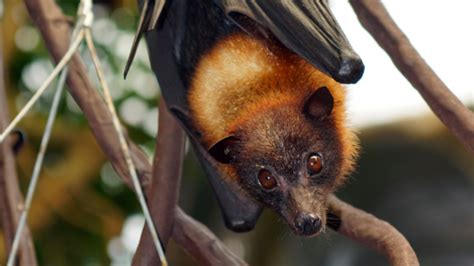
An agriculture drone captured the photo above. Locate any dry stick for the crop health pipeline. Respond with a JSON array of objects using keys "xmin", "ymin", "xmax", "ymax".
[
  {"xmin": 0, "ymin": 30, "xmax": 85, "ymax": 143},
  {"xmin": 6, "ymin": 52, "xmax": 68, "ymax": 266},
  {"xmin": 84, "ymin": 27, "xmax": 167, "ymax": 266},
  {"xmin": 349, "ymin": 0, "xmax": 474, "ymax": 153},
  {"xmin": 23, "ymin": 0, "xmax": 153, "ymax": 190},
  {"xmin": 23, "ymin": 0, "xmax": 244, "ymax": 264},
  {"xmin": 7, "ymin": 25, "xmax": 84, "ymax": 266},
  {"xmin": 328, "ymin": 195, "xmax": 419, "ymax": 266},
  {"xmin": 132, "ymin": 99, "xmax": 186, "ymax": 265},
  {"xmin": 0, "ymin": 27, "xmax": 37, "ymax": 266},
  {"xmin": 173, "ymin": 208, "xmax": 247, "ymax": 266}
]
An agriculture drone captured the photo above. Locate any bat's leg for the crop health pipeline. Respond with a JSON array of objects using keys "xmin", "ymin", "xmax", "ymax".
[{"xmin": 10, "ymin": 129, "xmax": 26, "ymax": 154}]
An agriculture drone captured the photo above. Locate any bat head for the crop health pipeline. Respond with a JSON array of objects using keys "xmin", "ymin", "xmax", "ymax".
[{"xmin": 208, "ymin": 87, "xmax": 358, "ymax": 236}]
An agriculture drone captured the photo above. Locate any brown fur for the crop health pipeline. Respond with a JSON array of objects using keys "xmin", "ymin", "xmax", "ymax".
[{"xmin": 188, "ymin": 32, "xmax": 358, "ymax": 185}]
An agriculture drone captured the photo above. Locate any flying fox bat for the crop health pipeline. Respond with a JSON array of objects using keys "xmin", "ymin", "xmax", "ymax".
[{"xmin": 126, "ymin": 0, "xmax": 364, "ymax": 233}]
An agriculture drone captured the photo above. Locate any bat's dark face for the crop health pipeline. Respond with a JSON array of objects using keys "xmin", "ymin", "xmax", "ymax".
[{"xmin": 209, "ymin": 87, "xmax": 357, "ymax": 236}]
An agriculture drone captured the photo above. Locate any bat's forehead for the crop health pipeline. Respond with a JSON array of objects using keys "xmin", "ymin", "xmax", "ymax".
[{"xmin": 240, "ymin": 106, "xmax": 335, "ymax": 175}]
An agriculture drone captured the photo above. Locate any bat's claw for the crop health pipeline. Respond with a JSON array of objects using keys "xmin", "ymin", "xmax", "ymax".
[{"xmin": 10, "ymin": 129, "xmax": 26, "ymax": 154}]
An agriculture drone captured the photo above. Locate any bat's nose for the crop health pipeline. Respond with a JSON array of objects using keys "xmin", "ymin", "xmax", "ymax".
[
  {"xmin": 295, "ymin": 213, "xmax": 322, "ymax": 236},
  {"xmin": 336, "ymin": 56, "xmax": 365, "ymax": 84}
]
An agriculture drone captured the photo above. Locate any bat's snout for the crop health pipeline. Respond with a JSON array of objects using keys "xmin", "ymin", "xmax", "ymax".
[{"xmin": 294, "ymin": 213, "xmax": 322, "ymax": 237}]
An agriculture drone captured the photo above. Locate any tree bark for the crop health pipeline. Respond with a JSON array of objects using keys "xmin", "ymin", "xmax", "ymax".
[
  {"xmin": 132, "ymin": 99, "xmax": 185, "ymax": 265},
  {"xmin": 350, "ymin": 0, "xmax": 474, "ymax": 153}
]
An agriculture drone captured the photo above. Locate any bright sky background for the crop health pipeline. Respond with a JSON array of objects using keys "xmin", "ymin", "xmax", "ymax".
[{"xmin": 330, "ymin": 1, "xmax": 474, "ymax": 128}]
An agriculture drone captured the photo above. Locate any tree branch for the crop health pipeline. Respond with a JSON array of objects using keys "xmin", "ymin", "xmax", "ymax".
[
  {"xmin": 0, "ymin": 36, "xmax": 37, "ymax": 266},
  {"xmin": 350, "ymin": 0, "xmax": 474, "ymax": 153},
  {"xmin": 23, "ymin": 0, "xmax": 242, "ymax": 264},
  {"xmin": 172, "ymin": 208, "xmax": 247, "ymax": 266},
  {"xmin": 132, "ymin": 99, "xmax": 186, "ymax": 265},
  {"xmin": 23, "ymin": 0, "xmax": 152, "ymax": 190},
  {"xmin": 329, "ymin": 195, "xmax": 419, "ymax": 266}
]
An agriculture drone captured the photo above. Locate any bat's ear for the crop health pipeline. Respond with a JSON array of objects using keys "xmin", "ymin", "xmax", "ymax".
[
  {"xmin": 303, "ymin": 87, "xmax": 334, "ymax": 120},
  {"xmin": 208, "ymin": 136, "xmax": 239, "ymax": 164}
]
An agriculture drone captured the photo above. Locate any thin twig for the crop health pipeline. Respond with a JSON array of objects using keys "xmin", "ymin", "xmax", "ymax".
[
  {"xmin": 0, "ymin": 14, "xmax": 37, "ymax": 266},
  {"xmin": 84, "ymin": 26, "xmax": 168, "ymax": 265},
  {"xmin": 350, "ymin": 0, "xmax": 474, "ymax": 153},
  {"xmin": 0, "ymin": 30, "xmax": 84, "ymax": 143},
  {"xmin": 6, "ymin": 54, "xmax": 67, "ymax": 266},
  {"xmin": 24, "ymin": 0, "xmax": 153, "ymax": 191},
  {"xmin": 133, "ymin": 99, "xmax": 186, "ymax": 265},
  {"xmin": 329, "ymin": 195, "xmax": 419, "ymax": 266},
  {"xmin": 4, "ymin": 20, "xmax": 83, "ymax": 266}
]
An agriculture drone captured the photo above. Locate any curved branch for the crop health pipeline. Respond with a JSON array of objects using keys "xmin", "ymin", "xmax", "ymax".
[
  {"xmin": 172, "ymin": 208, "xmax": 246, "ymax": 266},
  {"xmin": 329, "ymin": 195, "xmax": 419, "ymax": 266},
  {"xmin": 350, "ymin": 0, "xmax": 474, "ymax": 153}
]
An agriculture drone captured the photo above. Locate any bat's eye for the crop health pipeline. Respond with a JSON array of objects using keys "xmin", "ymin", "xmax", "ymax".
[
  {"xmin": 258, "ymin": 169, "xmax": 278, "ymax": 190},
  {"xmin": 307, "ymin": 154, "xmax": 323, "ymax": 175}
]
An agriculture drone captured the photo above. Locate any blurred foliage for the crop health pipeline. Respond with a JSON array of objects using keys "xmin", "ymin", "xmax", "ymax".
[{"xmin": 1, "ymin": 0, "xmax": 473, "ymax": 265}]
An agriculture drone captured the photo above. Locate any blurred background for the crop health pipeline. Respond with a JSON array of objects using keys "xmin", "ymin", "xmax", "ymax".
[{"xmin": 0, "ymin": 0, "xmax": 473, "ymax": 265}]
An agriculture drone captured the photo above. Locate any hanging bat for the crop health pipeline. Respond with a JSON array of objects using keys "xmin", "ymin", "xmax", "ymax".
[{"xmin": 126, "ymin": 0, "xmax": 364, "ymax": 234}]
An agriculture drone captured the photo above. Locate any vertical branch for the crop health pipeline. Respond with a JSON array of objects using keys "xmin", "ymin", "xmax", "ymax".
[
  {"xmin": 0, "ymin": 34, "xmax": 37, "ymax": 266},
  {"xmin": 329, "ymin": 195, "xmax": 419, "ymax": 266},
  {"xmin": 132, "ymin": 99, "xmax": 186, "ymax": 265},
  {"xmin": 350, "ymin": 0, "xmax": 474, "ymax": 153},
  {"xmin": 84, "ymin": 24, "xmax": 167, "ymax": 264}
]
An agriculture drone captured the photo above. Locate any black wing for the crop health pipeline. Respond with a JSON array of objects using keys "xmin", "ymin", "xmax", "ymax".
[
  {"xmin": 217, "ymin": 0, "xmax": 364, "ymax": 84},
  {"xmin": 124, "ymin": 0, "xmax": 165, "ymax": 78},
  {"xmin": 171, "ymin": 106, "xmax": 263, "ymax": 232}
]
